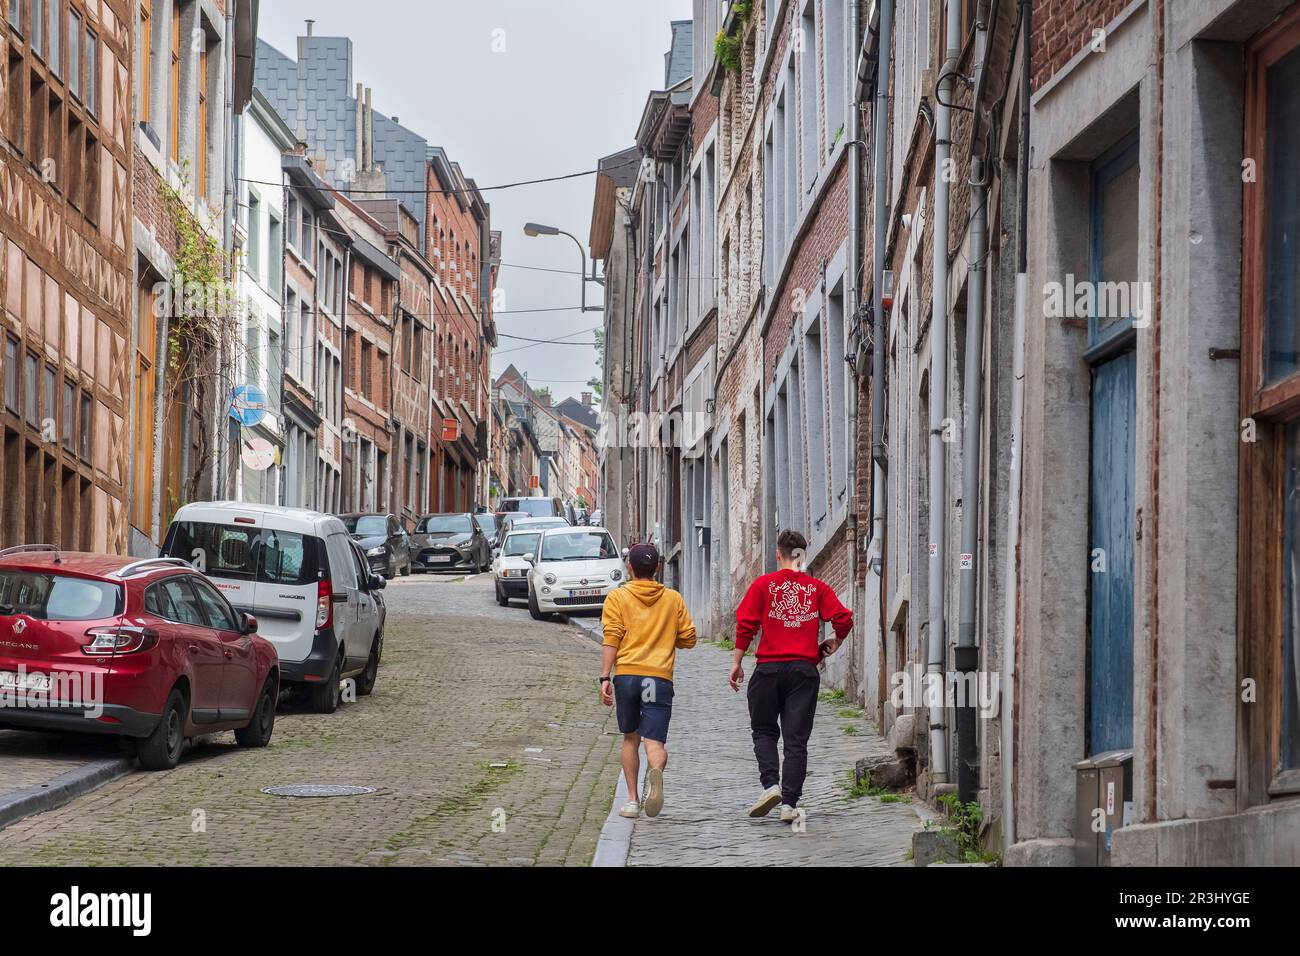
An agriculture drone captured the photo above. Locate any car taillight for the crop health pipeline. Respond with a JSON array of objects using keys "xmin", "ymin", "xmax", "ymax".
[
  {"xmin": 82, "ymin": 625, "xmax": 159, "ymax": 656},
  {"xmin": 316, "ymin": 579, "xmax": 332, "ymax": 629}
]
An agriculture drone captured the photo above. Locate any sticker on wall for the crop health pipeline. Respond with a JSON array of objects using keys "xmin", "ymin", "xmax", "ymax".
[
  {"xmin": 959, "ymin": 553, "xmax": 973, "ymax": 569},
  {"xmin": 242, "ymin": 437, "xmax": 276, "ymax": 472}
]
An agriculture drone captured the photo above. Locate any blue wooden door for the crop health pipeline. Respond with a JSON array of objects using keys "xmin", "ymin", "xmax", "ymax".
[{"xmin": 1088, "ymin": 349, "xmax": 1136, "ymax": 753}]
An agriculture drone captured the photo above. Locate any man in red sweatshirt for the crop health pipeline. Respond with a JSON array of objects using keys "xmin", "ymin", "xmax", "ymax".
[{"xmin": 729, "ymin": 529, "xmax": 854, "ymax": 821}]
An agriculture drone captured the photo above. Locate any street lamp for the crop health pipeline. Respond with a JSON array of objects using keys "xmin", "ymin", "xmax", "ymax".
[{"xmin": 523, "ymin": 222, "xmax": 603, "ymax": 312}]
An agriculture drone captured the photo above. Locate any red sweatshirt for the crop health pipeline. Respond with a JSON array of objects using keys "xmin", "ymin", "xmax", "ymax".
[{"xmin": 734, "ymin": 569, "xmax": 854, "ymax": 664}]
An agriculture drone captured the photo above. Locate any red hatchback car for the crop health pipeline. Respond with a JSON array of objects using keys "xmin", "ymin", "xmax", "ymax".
[{"xmin": 0, "ymin": 547, "xmax": 280, "ymax": 770}]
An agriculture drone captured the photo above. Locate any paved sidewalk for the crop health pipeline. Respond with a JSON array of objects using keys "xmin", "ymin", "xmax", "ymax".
[
  {"xmin": 597, "ymin": 639, "xmax": 922, "ymax": 866},
  {"xmin": 0, "ymin": 731, "xmax": 134, "ymax": 831}
]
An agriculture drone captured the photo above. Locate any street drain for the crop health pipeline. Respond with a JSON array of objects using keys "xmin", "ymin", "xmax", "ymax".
[{"xmin": 261, "ymin": 784, "xmax": 377, "ymax": 798}]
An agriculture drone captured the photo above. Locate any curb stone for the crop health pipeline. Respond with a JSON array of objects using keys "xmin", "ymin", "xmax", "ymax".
[{"xmin": 0, "ymin": 756, "xmax": 136, "ymax": 833}]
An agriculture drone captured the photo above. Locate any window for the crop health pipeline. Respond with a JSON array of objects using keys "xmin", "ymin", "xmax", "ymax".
[
  {"xmin": 31, "ymin": 0, "xmax": 43, "ymax": 60},
  {"xmin": 68, "ymin": 8, "xmax": 80, "ymax": 101},
  {"xmin": 824, "ymin": 0, "xmax": 847, "ymax": 148},
  {"xmin": 84, "ymin": 29, "xmax": 96, "ymax": 116},
  {"xmin": 78, "ymin": 389, "xmax": 90, "ymax": 460},
  {"xmin": 61, "ymin": 379, "xmax": 73, "ymax": 449},
  {"xmin": 168, "ymin": 0, "xmax": 178, "ymax": 160},
  {"xmin": 246, "ymin": 190, "xmax": 261, "ymax": 278},
  {"xmin": 23, "ymin": 352, "xmax": 37, "ymax": 425},
  {"xmin": 268, "ymin": 212, "xmax": 282, "ymax": 293},
  {"xmin": 7, "ymin": 0, "xmax": 20, "ymax": 32},
  {"xmin": 800, "ymin": 0, "xmax": 818, "ymax": 191},
  {"xmin": 196, "ymin": 39, "xmax": 207, "ymax": 187},
  {"xmin": 1242, "ymin": 7, "xmax": 1300, "ymax": 791},
  {"xmin": 47, "ymin": 0, "xmax": 58, "ymax": 76},
  {"xmin": 3, "ymin": 336, "xmax": 17, "ymax": 413},
  {"xmin": 188, "ymin": 576, "xmax": 238, "ymax": 631},
  {"xmin": 803, "ymin": 320, "xmax": 828, "ymax": 531},
  {"xmin": 826, "ymin": 280, "xmax": 848, "ymax": 501}
]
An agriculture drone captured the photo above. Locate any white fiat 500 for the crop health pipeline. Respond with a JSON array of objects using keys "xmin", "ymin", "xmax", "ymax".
[
  {"xmin": 493, "ymin": 529, "xmax": 544, "ymax": 606},
  {"xmin": 525, "ymin": 527, "xmax": 624, "ymax": 620}
]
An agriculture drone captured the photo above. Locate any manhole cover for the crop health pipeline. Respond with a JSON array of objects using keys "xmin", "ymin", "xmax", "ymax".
[{"xmin": 261, "ymin": 784, "xmax": 377, "ymax": 798}]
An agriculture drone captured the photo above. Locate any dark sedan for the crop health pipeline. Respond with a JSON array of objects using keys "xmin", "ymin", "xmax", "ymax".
[
  {"xmin": 411, "ymin": 513, "xmax": 492, "ymax": 573},
  {"xmin": 340, "ymin": 512, "xmax": 412, "ymax": 579}
]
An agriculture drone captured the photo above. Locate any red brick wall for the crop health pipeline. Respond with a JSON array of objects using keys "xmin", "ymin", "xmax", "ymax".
[{"xmin": 1031, "ymin": 0, "xmax": 1131, "ymax": 92}]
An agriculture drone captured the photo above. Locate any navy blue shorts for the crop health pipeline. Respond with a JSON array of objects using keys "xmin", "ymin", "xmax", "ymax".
[{"xmin": 613, "ymin": 675, "xmax": 674, "ymax": 743}]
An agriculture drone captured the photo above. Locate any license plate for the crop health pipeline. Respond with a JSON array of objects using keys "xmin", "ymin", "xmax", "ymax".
[
  {"xmin": 570, "ymin": 588, "xmax": 601, "ymax": 598},
  {"xmin": 0, "ymin": 671, "xmax": 51, "ymax": 692},
  {"xmin": 430, "ymin": 555, "xmax": 451, "ymax": 563}
]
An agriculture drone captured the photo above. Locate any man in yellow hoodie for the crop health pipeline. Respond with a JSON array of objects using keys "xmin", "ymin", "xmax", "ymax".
[{"xmin": 599, "ymin": 543, "xmax": 696, "ymax": 819}]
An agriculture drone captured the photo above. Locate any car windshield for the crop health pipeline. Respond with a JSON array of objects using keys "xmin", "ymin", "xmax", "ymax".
[
  {"xmin": 417, "ymin": 515, "xmax": 473, "ymax": 534},
  {"xmin": 474, "ymin": 513, "xmax": 498, "ymax": 535},
  {"xmin": 162, "ymin": 522, "xmax": 319, "ymax": 586},
  {"xmin": 540, "ymin": 531, "xmax": 618, "ymax": 562},
  {"xmin": 520, "ymin": 519, "xmax": 566, "ymax": 530},
  {"xmin": 0, "ymin": 571, "xmax": 122, "ymax": 621},
  {"xmin": 502, "ymin": 533, "xmax": 541, "ymax": 557},
  {"xmin": 343, "ymin": 515, "xmax": 389, "ymax": 536}
]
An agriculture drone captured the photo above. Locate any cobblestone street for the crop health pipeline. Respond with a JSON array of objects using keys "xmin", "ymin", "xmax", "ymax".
[{"xmin": 0, "ymin": 574, "xmax": 620, "ymax": 867}]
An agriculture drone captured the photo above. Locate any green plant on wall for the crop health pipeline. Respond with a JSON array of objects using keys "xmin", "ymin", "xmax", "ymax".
[
  {"xmin": 159, "ymin": 167, "xmax": 234, "ymax": 372},
  {"xmin": 715, "ymin": 29, "xmax": 743, "ymax": 73}
]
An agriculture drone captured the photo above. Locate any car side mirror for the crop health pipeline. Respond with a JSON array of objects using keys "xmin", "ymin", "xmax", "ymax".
[
  {"xmin": 522, "ymin": 554, "xmax": 534, "ymax": 565},
  {"xmin": 621, "ymin": 547, "xmax": 630, "ymax": 559},
  {"xmin": 241, "ymin": 613, "xmax": 259, "ymax": 635},
  {"xmin": 370, "ymin": 575, "xmax": 387, "ymax": 590}
]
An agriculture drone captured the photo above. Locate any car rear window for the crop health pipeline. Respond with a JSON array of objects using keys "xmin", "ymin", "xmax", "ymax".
[
  {"xmin": 162, "ymin": 522, "xmax": 321, "ymax": 586},
  {"xmin": 416, "ymin": 515, "xmax": 473, "ymax": 534},
  {"xmin": 504, "ymin": 499, "xmax": 556, "ymax": 518},
  {"xmin": 474, "ymin": 513, "xmax": 499, "ymax": 535},
  {"xmin": 343, "ymin": 515, "xmax": 388, "ymax": 536},
  {"xmin": 0, "ymin": 571, "xmax": 122, "ymax": 621}
]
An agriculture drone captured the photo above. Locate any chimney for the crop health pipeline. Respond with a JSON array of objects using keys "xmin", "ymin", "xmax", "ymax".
[
  {"xmin": 364, "ymin": 88, "xmax": 374, "ymax": 171},
  {"xmin": 355, "ymin": 83, "xmax": 364, "ymax": 174},
  {"xmin": 305, "ymin": 19, "xmax": 315, "ymax": 36},
  {"xmin": 582, "ymin": 392, "xmax": 593, "ymax": 407}
]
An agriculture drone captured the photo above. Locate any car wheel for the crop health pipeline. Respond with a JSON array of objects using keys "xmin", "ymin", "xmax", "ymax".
[
  {"xmin": 235, "ymin": 677, "xmax": 277, "ymax": 748},
  {"xmin": 310, "ymin": 649, "xmax": 343, "ymax": 714},
  {"xmin": 496, "ymin": 583, "xmax": 508, "ymax": 607},
  {"xmin": 528, "ymin": 588, "xmax": 547, "ymax": 621},
  {"xmin": 138, "ymin": 687, "xmax": 187, "ymax": 771},
  {"xmin": 356, "ymin": 634, "xmax": 382, "ymax": 697}
]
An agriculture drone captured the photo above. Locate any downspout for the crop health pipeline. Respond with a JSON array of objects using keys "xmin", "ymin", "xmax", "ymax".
[
  {"xmin": 278, "ymin": 169, "xmax": 290, "ymax": 507},
  {"xmin": 956, "ymin": 0, "xmax": 991, "ymax": 805},
  {"xmin": 927, "ymin": 0, "xmax": 962, "ymax": 786},
  {"xmin": 218, "ymin": 1, "xmax": 237, "ymax": 500},
  {"xmin": 1001, "ymin": 0, "xmax": 1032, "ymax": 854},
  {"xmin": 845, "ymin": 0, "xmax": 861, "ymax": 692},
  {"xmin": 869, "ymin": 0, "xmax": 893, "ymax": 678}
]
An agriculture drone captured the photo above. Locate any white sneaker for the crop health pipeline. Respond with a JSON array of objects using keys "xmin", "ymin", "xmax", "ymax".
[
  {"xmin": 747, "ymin": 785, "xmax": 783, "ymax": 818},
  {"xmin": 642, "ymin": 767, "xmax": 665, "ymax": 818},
  {"xmin": 778, "ymin": 804, "xmax": 799, "ymax": 823},
  {"xmin": 618, "ymin": 800, "xmax": 641, "ymax": 819}
]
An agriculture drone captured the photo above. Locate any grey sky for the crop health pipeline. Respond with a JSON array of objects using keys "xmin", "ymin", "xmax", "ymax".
[{"xmin": 257, "ymin": 0, "xmax": 694, "ymax": 405}]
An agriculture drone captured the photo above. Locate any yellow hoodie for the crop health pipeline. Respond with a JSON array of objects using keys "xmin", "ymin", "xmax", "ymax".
[{"xmin": 601, "ymin": 579, "xmax": 697, "ymax": 681}]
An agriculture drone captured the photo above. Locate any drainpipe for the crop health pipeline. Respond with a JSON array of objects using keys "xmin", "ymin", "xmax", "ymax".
[
  {"xmin": 869, "ymin": 0, "xmax": 892, "ymax": 590},
  {"xmin": 845, "ymin": 0, "xmax": 861, "ymax": 686},
  {"xmin": 927, "ymin": 0, "xmax": 962, "ymax": 787},
  {"xmin": 1001, "ymin": 0, "xmax": 1032, "ymax": 856},
  {"xmin": 956, "ymin": 1, "xmax": 991, "ymax": 805}
]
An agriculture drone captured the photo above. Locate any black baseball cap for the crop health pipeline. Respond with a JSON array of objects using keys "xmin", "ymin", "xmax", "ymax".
[{"xmin": 626, "ymin": 543, "xmax": 660, "ymax": 575}]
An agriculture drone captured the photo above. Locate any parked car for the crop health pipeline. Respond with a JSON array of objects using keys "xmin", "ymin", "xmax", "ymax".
[
  {"xmin": 410, "ymin": 513, "xmax": 492, "ymax": 573},
  {"xmin": 492, "ymin": 514, "xmax": 568, "ymax": 552},
  {"xmin": 524, "ymin": 526, "xmax": 624, "ymax": 621},
  {"xmin": 492, "ymin": 529, "xmax": 545, "ymax": 606},
  {"xmin": 574, "ymin": 507, "xmax": 590, "ymax": 526},
  {"xmin": 0, "ymin": 546, "xmax": 279, "ymax": 770},
  {"xmin": 339, "ymin": 513, "xmax": 412, "ymax": 579},
  {"xmin": 474, "ymin": 512, "xmax": 502, "ymax": 555},
  {"xmin": 500, "ymin": 496, "xmax": 568, "ymax": 521},
  {"xmin": 162, "ymin": 502, "xmax": 386, "ymax": 713}
]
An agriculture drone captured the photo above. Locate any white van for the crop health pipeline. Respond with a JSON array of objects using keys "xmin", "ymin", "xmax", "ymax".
[{"xmin": 161, "ymin": 502, "xmax": 386, "ymax": 713}]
